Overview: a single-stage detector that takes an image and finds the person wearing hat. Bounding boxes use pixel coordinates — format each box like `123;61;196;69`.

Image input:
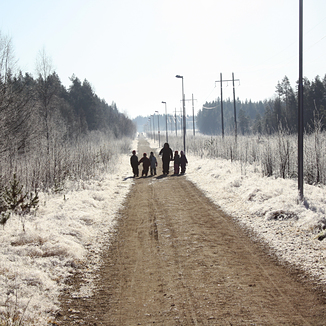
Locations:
130;150;139;177
138;152;151;177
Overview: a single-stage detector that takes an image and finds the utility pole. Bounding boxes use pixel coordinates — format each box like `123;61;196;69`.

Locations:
155;111;160;147
175;75;186;153
151;114;155;141
215;73;224;138
220;73;224;138
175;108;177;136
148;117;152;138
298;0;304;201
232;72;239;141
180;96;197;136
215;73;240;139
162;101;168;143
158;114;160;147
192;94;195;136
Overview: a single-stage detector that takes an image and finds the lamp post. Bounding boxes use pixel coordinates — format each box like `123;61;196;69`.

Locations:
162;101;168;143
155;110;160;147
148;117;151;138
176;75;186;153
192;93;195;136
175;108;177;136
152;114;155;142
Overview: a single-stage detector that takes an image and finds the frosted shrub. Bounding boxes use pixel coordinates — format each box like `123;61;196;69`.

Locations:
0;132;133;194
276;129;296;179
176;131;326;185
116;137;134;154
204;137;218;158
152;131;326;185
187;136;206;157
249;138;260;163
304;117;326;185
0;291;32;326
0;174;39;230
261;139;274;177
167;135;183;154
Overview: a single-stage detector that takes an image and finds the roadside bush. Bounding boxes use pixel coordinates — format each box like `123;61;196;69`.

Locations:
0;174;39;230
0;132;133;194
165;131;326;185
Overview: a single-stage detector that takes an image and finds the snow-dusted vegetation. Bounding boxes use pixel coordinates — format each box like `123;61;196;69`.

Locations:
167;130;326;185
185;154;326;284
0;137;135;325
1;132;326;325
154;133;326;284
0;33;137;325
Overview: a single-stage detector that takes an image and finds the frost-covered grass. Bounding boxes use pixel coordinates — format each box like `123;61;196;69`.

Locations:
0;132;132;193
150;135;326;285
0;140;136;325
185;154;326;285
1;134;326;325
166;131;326;185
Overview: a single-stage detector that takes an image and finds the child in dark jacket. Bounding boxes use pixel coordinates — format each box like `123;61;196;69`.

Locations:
138;153;151;177
173;151;180;175
180;151;188;174
149;152;157;176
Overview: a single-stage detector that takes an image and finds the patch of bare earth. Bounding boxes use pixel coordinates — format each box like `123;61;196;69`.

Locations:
56;138;326;325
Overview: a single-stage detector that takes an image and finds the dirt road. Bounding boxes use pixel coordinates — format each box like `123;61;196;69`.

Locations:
57;138;326;325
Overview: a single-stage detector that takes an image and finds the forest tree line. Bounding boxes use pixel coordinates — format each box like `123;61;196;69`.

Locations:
0;61;136;158
0;33;136;196
0;34;136;156
197;75;326;135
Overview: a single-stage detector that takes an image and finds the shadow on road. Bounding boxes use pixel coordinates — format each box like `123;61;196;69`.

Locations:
123;176;134;181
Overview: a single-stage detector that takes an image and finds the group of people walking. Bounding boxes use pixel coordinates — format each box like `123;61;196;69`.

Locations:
159;142;188;175
172;149;188;174
130;151;157;177
130;143;188;178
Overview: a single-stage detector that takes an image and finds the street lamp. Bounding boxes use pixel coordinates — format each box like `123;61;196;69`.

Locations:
151;114;155;142
162;101;168;143
176;75;186;153
148;117;152;139
155;110;160;147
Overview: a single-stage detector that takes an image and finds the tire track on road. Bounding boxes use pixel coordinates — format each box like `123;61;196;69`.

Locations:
56;137;326;325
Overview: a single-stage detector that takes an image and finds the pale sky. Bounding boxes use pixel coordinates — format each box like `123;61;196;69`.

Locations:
1;0;326;118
